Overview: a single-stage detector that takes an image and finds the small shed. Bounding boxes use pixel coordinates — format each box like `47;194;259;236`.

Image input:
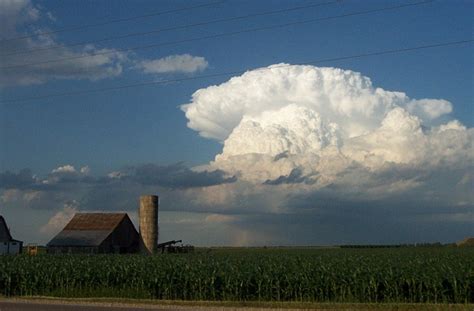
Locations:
47;213;139;254
0;216;23;255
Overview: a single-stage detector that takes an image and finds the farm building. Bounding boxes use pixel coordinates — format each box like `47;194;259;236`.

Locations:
0;216;23;255
47;213;140;254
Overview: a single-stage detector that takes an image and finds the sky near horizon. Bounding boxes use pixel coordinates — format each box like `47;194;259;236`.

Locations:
0;0;472;246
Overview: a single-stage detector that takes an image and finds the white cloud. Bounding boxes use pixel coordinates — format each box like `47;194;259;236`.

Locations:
0;0;39;34
220;105;341;158
406;99;452;122
0;189;23;203
40;201;78;235
107;171;124;179
46;11;56;22
45;164;93;185
182;65;472;185
50;164;93;177
437;120;466;132
0;0;127;87
51;165;76;174
182;65;454;142
80;166;90;175
137;54;208;74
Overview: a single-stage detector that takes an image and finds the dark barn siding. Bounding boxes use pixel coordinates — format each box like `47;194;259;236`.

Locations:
99;217;140;253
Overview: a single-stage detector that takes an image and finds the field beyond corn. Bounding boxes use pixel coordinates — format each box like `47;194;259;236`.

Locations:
1;247;473;304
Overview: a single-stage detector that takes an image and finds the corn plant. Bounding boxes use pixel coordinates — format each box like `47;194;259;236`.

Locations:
0;247;472;303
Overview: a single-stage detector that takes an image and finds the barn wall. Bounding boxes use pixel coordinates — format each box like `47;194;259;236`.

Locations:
101;217;139;253
0;241;22;255
10;241;22;254
0;242;8;254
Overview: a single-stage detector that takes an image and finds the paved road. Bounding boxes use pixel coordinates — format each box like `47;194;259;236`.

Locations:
0;301;192;311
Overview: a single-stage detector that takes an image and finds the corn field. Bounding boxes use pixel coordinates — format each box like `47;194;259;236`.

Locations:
0;248;472;303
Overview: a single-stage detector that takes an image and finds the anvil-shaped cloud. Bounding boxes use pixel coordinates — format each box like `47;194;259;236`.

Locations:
182;65;472;186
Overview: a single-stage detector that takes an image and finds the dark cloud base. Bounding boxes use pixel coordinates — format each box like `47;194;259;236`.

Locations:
1;163;472;246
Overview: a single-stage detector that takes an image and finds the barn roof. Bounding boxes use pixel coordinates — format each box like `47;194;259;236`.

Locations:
47;213;131;247
64;213;127;231
0;216;13;242
47;230;113;247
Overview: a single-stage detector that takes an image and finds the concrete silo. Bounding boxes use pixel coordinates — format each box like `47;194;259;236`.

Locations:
139;195;159;254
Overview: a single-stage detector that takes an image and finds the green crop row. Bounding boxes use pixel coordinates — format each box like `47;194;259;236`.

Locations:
0;247;472;303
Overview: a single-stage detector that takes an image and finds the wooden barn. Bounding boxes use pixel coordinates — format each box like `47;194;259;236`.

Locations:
47;213;139;254
0;216;23;255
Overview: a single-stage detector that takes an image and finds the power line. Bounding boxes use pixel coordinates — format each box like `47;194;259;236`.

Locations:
0;1;224;43
0;0;433;71
1;39;471;104
4;1;340;56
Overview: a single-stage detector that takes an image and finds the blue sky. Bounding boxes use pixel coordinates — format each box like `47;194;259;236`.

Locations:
0;0;472;245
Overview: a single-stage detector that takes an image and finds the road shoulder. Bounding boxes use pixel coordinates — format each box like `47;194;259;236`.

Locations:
0;297;473;310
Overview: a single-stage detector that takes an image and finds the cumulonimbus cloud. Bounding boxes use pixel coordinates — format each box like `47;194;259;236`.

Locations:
2;65;472;245
176;64;473;244
182;64;472;184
